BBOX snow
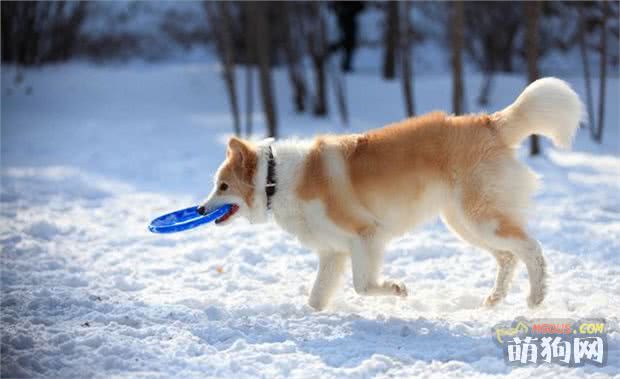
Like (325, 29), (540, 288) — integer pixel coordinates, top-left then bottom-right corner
(1, 62), (619, 378)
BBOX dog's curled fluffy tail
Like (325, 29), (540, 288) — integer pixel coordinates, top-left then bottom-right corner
(495, 77), (584, 149)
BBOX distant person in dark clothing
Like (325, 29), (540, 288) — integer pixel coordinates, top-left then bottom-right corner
(329, 1), (365, 73)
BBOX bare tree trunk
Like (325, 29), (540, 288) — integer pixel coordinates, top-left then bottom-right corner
(595, 1), (608, 143)
(251, 2), (278, 137)
(451, 1), (465, 115)
(330, 62), (349, 126)
(578, 2), (595, 131)
(205, 2), (241, 136)
(245, 64), (254, 137)
(312, 55), (328, 116)
(282, 3), (307, 113)
(525, 1), (541, 156)
(242, 2), (255, 137)
(400, 1), (414, 117)
(382, 1), (399, 80)
(307, 3), (328, 117)
(477, 69), (495, 106)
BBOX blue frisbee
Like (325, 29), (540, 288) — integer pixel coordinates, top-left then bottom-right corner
(149, 204), (234, 234)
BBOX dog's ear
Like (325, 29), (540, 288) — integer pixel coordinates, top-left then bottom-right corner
(227, 137), (257, 183)
(227, 136), (252, 162)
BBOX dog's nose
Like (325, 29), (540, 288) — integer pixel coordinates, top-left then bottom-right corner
(197, 206), (206, 215)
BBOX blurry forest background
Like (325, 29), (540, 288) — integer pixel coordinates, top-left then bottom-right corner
(2, 1), (619, 154)
(3, 4), (620, 378)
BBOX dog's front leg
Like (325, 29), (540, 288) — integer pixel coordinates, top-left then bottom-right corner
(351, 237), (408, 297)
(308, 252), (347, 310)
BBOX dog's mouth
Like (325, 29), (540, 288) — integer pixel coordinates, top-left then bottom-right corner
(215, 204), (240, 224)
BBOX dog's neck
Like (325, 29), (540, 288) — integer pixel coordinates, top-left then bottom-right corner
(249, 139), (314, 224)
(265, 145), (277, 209)
(248, 140), (276, 223)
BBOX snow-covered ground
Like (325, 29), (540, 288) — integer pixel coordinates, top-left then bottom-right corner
(1, 63), (619, 378)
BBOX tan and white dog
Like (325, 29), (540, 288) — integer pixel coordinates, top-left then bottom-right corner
(199, 78), (583, 311)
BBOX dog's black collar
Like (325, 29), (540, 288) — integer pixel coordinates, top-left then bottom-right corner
(265, 145), (276, 209)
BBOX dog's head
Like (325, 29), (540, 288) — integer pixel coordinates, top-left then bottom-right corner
(198, 137), (269, 225)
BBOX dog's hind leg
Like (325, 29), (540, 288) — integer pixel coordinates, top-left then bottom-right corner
(461, 159), (546, 307)
(499, 236), (547, 308)
(350, 237), (408, 298)
(450, 203), (547, 308)
(485, 250), (519, 306)
(308, 252), (347, 310)
(442, 209), (519, 307)
(483, 230), (546, 308)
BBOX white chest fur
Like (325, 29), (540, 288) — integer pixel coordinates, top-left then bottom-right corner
(269, 141), (352, 253)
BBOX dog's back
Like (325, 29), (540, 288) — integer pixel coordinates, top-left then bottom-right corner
(293, 78), (583, 238)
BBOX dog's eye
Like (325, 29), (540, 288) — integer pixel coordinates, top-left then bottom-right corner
(219, 182), (229, 191)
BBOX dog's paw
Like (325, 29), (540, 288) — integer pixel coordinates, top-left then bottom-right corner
(387, 281), (408, 298)
(527, 292), (545, 309)
(307, 297), (328, 311)
(483, 293), (501, 307)
(308, 301), (325, 311)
